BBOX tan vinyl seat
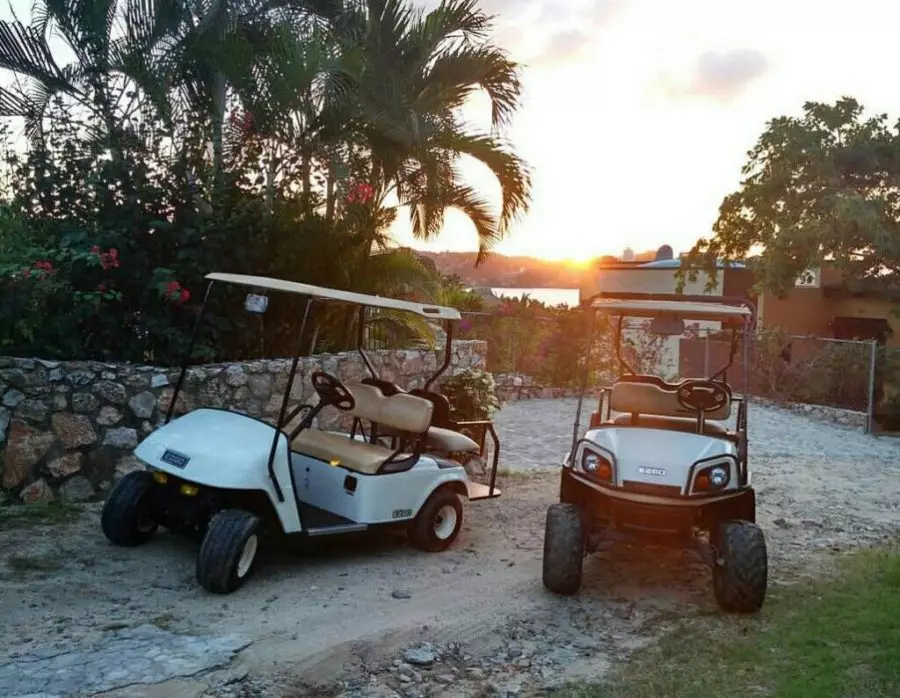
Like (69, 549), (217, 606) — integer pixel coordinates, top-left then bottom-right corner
(606, 378), (732, 437)
(425, 426), (480, 453)
(291, 429), (398, 475)
(610, 413), (729, 435)
(291, 382), (434, 475)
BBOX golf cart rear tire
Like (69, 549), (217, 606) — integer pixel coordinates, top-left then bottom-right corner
(101, 470), (158, 547)
(196, 509), (262, 594)
(408, 487), (463, 552)
(543, 503), (584, 595)
(713, 520), (768, 613)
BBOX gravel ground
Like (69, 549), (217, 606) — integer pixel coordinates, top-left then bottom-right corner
(2, 399), (899, 698)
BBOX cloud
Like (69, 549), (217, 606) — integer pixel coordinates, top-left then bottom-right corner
(526, 0), (625, 66)
(536, 28), (595, 66)
(659, 48), (770, 102)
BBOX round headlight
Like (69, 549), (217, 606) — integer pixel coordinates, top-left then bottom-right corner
(583, 453), (600, 472)
(709, 465), (729, 488)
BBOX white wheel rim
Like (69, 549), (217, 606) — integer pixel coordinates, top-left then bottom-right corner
(433, 505), (458, 540)
(236, 534), (258, 578)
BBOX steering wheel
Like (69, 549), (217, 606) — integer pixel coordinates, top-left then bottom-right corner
(311, 371), (356, 411)
(676, 379), (729, 414)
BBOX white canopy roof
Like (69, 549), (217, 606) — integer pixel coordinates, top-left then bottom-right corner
(205, 273), (462, 321)
(591, 297), (752, 322)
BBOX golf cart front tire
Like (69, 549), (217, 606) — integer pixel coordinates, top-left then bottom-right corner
(196, 509), (262, 594)
(543, 503), (585, 595)
(408, 487), (463, 552)
(101, 470), (158, 547)
(713, 520), (768, 613)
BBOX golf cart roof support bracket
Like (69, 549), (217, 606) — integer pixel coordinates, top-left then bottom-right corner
(356, 305), (376, 378)
(571, 310), (598, 464)
(423, 320), (453, 391)
(267, 295), (314, 504)
(613, 315), (637, 376)
(166, 279), (216, 424)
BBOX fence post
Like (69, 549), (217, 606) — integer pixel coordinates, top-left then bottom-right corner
(703, 333), (710, 376)
(866, 340), (878, 435)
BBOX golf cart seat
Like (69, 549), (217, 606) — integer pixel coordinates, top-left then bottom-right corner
(610, 413), (729, 436)
(607, 379), (732, 435)
(291, 382), (434, 475)
(424, 427), (480, 453)
(357, 383), (481, 454)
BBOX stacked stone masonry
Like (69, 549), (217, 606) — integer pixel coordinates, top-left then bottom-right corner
(0, 341), (487, 504)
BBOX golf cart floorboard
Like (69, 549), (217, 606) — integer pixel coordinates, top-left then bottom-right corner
(298, 502), (368, 536)
(468, 482), (501, 501)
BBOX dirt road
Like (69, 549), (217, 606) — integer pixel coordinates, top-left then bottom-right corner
(2, 399), (899, 698)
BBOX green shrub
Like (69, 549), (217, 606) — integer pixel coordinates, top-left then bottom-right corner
(440, 368), (503, 421)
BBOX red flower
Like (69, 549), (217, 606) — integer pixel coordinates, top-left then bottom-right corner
(97, 284), (107, 292)
(161, 280), (190, 305)
(229, 109), (254, 135)
(91, 245), (121, 270)
(346, 181), (374, 205)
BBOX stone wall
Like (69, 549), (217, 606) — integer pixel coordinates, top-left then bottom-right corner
(493, 373), (602, 402)
(495, 373), (870, 431)
(0, 341), (487, 504)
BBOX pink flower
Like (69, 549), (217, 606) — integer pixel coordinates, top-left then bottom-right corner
(346, 182), (374, 205)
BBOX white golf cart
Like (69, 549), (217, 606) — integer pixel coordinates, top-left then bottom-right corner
(542, 292), (767, 613)
(101, 273), (501, 594)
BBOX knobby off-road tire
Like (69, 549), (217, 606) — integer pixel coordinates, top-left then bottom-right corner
(101, 470), (158, 547)
(196, 509), (262, 594)
(713, 520), (768, 613)
(408, 487), (463, 552)
(543, 503), (585, 595)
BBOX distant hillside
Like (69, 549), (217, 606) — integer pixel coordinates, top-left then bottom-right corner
(416, 251), (585, 288)
(416, 248), (665, 288)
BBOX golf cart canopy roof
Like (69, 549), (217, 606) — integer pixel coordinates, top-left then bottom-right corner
(590, 297), (753, 322)
(205, 273), (462, 321)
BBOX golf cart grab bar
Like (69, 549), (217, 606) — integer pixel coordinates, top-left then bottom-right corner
(454, 419), (501, 498)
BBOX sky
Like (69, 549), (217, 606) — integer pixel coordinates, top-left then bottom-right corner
(389, 0), (900, 262)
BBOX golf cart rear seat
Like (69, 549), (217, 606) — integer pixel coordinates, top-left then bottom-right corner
(608, 380), (731, 436)
(357, 379), (481, 454)
(291, 382), (434, 474)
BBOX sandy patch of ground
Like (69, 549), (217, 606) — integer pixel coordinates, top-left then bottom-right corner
(2, 399), (899, 697)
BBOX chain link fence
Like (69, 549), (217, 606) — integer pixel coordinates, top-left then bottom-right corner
(871, 345), (900, 435)
(459, 310), (894, 434)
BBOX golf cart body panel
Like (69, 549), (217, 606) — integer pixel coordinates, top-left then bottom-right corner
(576, 427), (738, 493)
(290, 450), (470, 525)
(133, 408), (302, 533)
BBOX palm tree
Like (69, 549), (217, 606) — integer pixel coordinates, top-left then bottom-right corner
(323, 0), (532, 263)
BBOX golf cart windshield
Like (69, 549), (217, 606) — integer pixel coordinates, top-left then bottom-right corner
(589, 293), (753, 381)
(568, 292), (756, 457)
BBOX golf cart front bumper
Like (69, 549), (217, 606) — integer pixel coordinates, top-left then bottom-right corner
(560, 467), (755, 543)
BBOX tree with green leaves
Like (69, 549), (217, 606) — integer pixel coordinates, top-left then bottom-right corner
(327, 0), (532, 262)
(678, 97), (900, 295)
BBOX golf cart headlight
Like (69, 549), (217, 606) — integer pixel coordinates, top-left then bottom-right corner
(580, 449), (613, 482)
(709, 466), (728, 488)
(693, 461), (731, 492)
